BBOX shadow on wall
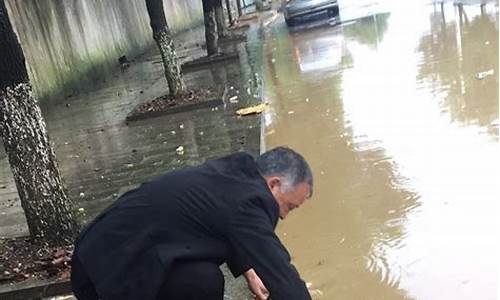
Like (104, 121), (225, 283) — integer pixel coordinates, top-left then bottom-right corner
(5, 0), (203, 101)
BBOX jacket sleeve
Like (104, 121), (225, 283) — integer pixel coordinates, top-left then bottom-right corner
(226, 198), (312, 300)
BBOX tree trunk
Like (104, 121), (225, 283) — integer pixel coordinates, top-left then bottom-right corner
(224, 0), (234, 27)
(145, 0), (185, 95)
(236, 0), (243, 17)
(202, 0), (218, 56)
(215, 0), (229, 38)
(255, 0), (264, 11)
(0, 0), (78, 246)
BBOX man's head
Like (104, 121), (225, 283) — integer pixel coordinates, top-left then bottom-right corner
(256, 147), (313, 219)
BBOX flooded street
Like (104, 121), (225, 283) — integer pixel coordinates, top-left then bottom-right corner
(263, 0), (498, 299)
(0, 1), (497, 298)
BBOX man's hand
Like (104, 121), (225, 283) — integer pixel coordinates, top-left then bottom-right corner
(244, 268), (270, 300)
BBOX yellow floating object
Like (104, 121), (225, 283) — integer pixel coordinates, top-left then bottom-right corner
(236, 103), (268, 116)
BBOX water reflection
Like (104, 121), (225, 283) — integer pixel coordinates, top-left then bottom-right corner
(263, 1), (498, 299)
(263, 17), (418, 299)
(417, 3), (499, 135)
(343, 13), (390, 47)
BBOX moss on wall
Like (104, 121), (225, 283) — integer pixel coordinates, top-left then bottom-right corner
(6, 0), (203, 100)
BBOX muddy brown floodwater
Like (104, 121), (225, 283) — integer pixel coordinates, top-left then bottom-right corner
(262, 0), (498, 299)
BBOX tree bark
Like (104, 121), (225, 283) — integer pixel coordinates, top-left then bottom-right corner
(215, 0), (229, 38)
(225, 0), (234, 27)
(202, 0), (218, 56)
(0, 0), (78, 246)
(255, 0), (264, 11)
(236, 0), (243, 17)
(145, 0), (185, 95)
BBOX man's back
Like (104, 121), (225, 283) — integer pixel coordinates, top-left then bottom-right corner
(73, 152), (277, 299)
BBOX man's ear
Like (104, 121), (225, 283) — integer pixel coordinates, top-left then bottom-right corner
(266, 176), (281, 190)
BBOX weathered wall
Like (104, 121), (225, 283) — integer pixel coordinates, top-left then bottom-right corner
(5, 0), (203, 100)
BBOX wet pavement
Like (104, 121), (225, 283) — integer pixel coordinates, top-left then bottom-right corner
(263, 0), (498, 299)
(0, 23), (266, 240)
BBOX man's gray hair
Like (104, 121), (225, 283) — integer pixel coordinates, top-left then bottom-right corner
(256, 147), (313, 196)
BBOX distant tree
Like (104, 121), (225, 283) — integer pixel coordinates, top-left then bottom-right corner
(214, 0), (230, 38)
(202, 0), (219, 56)
(0, 0), (78, 246)
(255, 0), (264, 11)
(236, 0), (243, 17)
(145, 0), (185, 95)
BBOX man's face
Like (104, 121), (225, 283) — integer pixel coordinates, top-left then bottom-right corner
(266, 177), (311, 219)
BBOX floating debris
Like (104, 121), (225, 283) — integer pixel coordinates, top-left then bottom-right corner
(236, 103), (268, 116)
(475, 69), (494, 80)
(176, 146), (185, 155)
(288, 110), (295, 115)
(179, 124), (184, 129)
(79, 192), (85, 197)
(229, 95), (239, 103)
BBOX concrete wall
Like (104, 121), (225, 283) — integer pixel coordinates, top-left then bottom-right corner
(6, 0), (203, 100)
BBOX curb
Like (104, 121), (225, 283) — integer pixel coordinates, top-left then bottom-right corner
(219, 34), (247, 45)
(0, 279), (71, 300)
(181, 52), (239, 72)
(126, 87), (228, 122)
(126, 97), (224, 122)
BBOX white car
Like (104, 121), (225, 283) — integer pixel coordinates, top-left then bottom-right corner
(283, 0), (339, 26)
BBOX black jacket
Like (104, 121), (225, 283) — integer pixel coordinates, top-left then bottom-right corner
(73, 152), (311, 300)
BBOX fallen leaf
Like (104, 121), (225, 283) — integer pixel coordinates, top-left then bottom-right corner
(236, 103), (268, 116)
(176, 146), (185, 155)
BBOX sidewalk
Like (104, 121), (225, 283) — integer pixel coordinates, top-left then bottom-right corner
(1, 14), (268, 299)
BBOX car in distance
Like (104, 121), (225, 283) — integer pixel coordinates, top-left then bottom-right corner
(283, 0), (339, 26)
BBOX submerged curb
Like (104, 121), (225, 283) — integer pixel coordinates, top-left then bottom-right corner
(219, 34), (247, 44)
(0, 278), (71, 300)
(181, 52), (239, 72)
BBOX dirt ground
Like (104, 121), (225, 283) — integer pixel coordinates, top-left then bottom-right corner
(0, 238), (72, 284)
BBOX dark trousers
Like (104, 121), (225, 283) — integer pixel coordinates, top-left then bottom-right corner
(71, 257), (224, 300)
(157, 260), (225, 300)
(71, 256), (99, 300)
